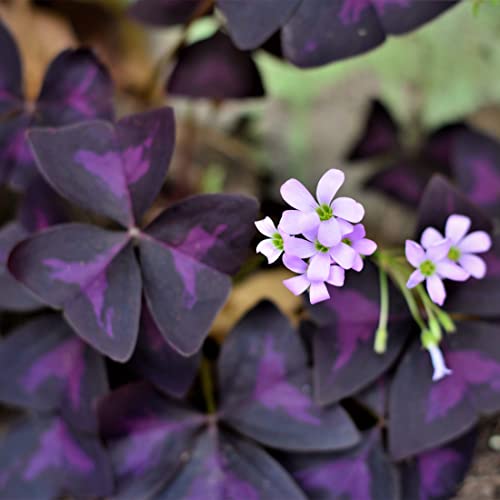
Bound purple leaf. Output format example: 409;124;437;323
128;304;200;398
309;261;411;405
9;224;142;361
283;430;399;500
159;427;308;500
218;301;360;452
167;32;265;99
400;430;477;500
0;19;23;115
354;376;390;420
0;415;113;499
452;128;500;217
0;315;108;432
27;107;175;226
129;0;206;27
423;123;467;169
347;100;400;161
389;321;500;459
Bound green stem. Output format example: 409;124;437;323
200;358;216;414
374;267;389;354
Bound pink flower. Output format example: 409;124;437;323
341;224;378;271
405;239;468;306
278;169;365;247
282;254;345;304
421;214;492;279
255;217;285;263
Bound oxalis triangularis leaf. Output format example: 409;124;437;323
7;106;258;361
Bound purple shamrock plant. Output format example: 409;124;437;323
7;107;258;361
0;19;113;190
98;302;359;498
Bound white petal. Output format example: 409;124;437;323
458;231;492;254
329;243;356;270
426;275;446;306
445;214;471;244
315;169;345;205
406;270;424;288
309;282;330;304
427;344;452;382
317;218;341;247
254;217;277;237
282;254;308;274
459;254;487;279
279;210;320;235
283;237;316;258
331;197;365;223
421;227;444;249
256;239;282;264
283;275;310;296
405;240;425;268
307;253;332;281
280;178;318;211
436;261;469;281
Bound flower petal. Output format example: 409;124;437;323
426;239;451;262
280;178;318;211
352;238;377;256
458;231;492;254
351;254;364;272
326;265;345;287
338;218;354;236
406;269;424;288
283;237;315;258
329;242;356;270
256;239;282;264
426;275;446;306
309;282;330;304
421;227;443;249
307;253;332;281
445;214;471;244
282;254;308;274
459;254;487;279
331;197;365;223
283;275;310;296
436;261;469;282
346;223;366;241
428;344;452;382
254;217;277;237
317;218;341;247
405;240;425;268
278;210;320;235
315;169;345;205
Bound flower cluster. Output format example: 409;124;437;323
405;214;492;306
256;169;377;304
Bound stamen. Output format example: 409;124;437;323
272;232;284;251
447;246;461;262
314;240;330;253
419;259;436;277
316;203;333;221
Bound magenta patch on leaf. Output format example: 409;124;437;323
23;419;93;480
419;448;461;497
427;350;500;422
122;138;153;185
64;67;100;118
254;336;320;425
20;338;85;410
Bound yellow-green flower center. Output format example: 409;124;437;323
316;203;333;221
419;259;436;277
315;240;330;253
447;246;461;262
272;233;283;251
342;237;352;246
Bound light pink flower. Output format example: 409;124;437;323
341;224;378;272
255;217;285;264
405;239;468;306
421;214;492;279
278;169;365;247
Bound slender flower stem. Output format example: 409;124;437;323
374;267;389;354
200;357;216;414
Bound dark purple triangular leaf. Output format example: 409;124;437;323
0;415;113;499
218;301;360;452
128;304;200;398
452;129;500;217
283;429;399;500
354;376;390;421
0;315;108;432
0;19;23;115
219;0;301;49
129;0;205;27
167;32;265;99
399;429;477;500
0;222;42;311
389;321;500;459
36;48;114;124
99;382;204;498
347;100;400;161
423;123;467;169
155;426;308;500
309;261;411;405
281;0;386;68
27;107;175;226
9;223;142;361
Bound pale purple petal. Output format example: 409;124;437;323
283;275;310;296
326;265;345;287
283;237;315;258
405;240;425;268
282;254;308;274
428;344;452;381
278;209;320;235
421;227;444;249
309;281;330;304
445;214;471;244
426;275;446;306
426;239;452;262
351;254;364;272
436;261;469;282
331;197;365;223
458;231;492;254
352;238;377;256
459;254;487;279
280;178;318;211
317;218;341;247
254;217;277;237
307;253;332;281
346;223;365;241
338;218;354;236
256;239;282;264
329;242;356;270
407;269;425;288
315;169;345;205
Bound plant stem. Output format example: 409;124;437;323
374;267;389;354
200;357;216;414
